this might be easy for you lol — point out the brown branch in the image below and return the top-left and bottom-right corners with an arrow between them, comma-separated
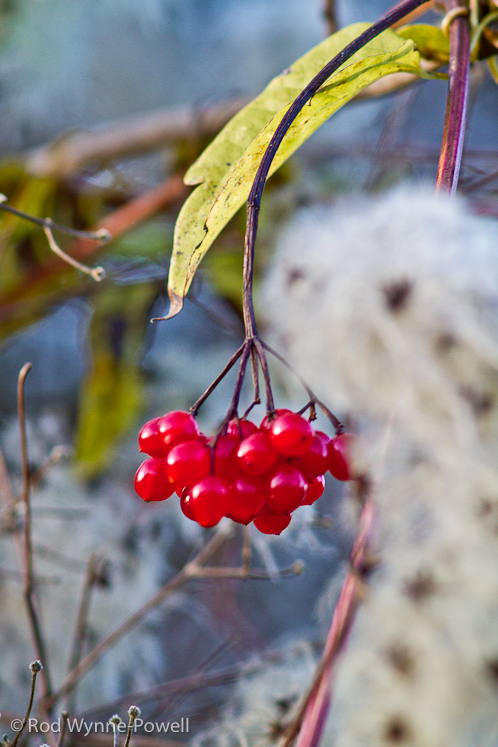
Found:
26,98 -> 251,179
18,364 -> 54,708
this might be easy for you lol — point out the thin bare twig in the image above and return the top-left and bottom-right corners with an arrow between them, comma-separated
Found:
56,712 -> 68,747
10,661 -> 43,747
44,526 -> 233,709
0,196 -> 111,242
66,553 -> 104,712
43,225 -> 105,282
18,363 -> 53,704
124,708 -> 141,747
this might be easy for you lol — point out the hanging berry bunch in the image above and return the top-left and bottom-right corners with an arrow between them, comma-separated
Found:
135,402 -> 353,534
134,21 -> 358,533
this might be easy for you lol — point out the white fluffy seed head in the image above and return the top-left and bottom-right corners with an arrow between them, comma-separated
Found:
260,186 -> 498,747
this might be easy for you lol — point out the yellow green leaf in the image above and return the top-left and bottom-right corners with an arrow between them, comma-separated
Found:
396,24 -> 450,64
168,25 -> 443,317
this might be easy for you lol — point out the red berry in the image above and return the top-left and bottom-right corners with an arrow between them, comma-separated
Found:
260,408 -> 292,431
158,410 -> 200,449
254,509 -> 291,535
188,476 -> 229,528
328,433 -> 354,481
166,440 -> 210,492
134,458 -> 173,502
226,476 -> 266,525
226,418 -> 259,440
266,464 -> 307,514
237,432 -> 279,476
292,432 -> 329,477
210,435 -> 240,481
269,412 -> 313,456
180,487 -> 197,520
138,417 -> 168,458
302,474 -> 325,505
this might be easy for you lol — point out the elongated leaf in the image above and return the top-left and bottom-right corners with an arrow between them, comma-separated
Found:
168,24 -> 443,317
396,24 -> 449,63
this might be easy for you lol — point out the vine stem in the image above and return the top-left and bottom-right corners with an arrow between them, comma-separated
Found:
239,0 -> 429,405
435,0 -> 471,195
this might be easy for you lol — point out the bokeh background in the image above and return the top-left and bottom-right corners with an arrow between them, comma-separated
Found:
0,0 -> 496,742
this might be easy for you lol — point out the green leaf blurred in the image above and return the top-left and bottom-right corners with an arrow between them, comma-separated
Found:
74,283 -> 158,478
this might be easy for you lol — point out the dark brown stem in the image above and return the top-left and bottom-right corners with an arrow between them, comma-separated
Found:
260,340 -> 315,400
253,339 -> 275,413
435,1 -> 471,194
238,0 -> 428,418
18,364 -> 53,704
190,343 -> 245,416
243,0 -> 430,284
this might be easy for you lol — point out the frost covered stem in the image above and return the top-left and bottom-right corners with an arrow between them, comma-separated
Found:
435,0 -> 470,195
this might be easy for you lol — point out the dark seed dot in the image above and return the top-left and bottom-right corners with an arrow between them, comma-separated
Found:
384,717 -> 410,742
382,279 -> 413,312
436,332 -> 457,352
385,644 -> 415,677
287,268 -> 306,286
403,570 -> 436,602
485,659 -> 498,682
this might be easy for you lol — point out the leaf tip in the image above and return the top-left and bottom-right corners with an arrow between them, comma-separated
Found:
150,291 -> 184,322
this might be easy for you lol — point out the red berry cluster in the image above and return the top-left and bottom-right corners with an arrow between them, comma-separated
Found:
134,409 -> 353,535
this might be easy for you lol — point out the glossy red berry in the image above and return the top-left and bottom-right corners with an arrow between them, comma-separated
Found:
226,418 -> 259,440
237,432 -> 279,476
210,435 -> 240,481
134,458 -> 173,502
166,440 -> 210,492
269,412 -> 313,456
266,464 -> 307,514
254,509 -> 291,535
158,410 -> 200,448
260,408 -> 292,431
180,487 -> 197,520
187,476 -> 229,528
328,433 -> 354,481
292,431 -> 329,477
302,474 -> 325,505
226,476 -> 266,525
138,417 -> 167,458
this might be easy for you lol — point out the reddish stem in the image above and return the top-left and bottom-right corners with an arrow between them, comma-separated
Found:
435,1 -> 471,195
